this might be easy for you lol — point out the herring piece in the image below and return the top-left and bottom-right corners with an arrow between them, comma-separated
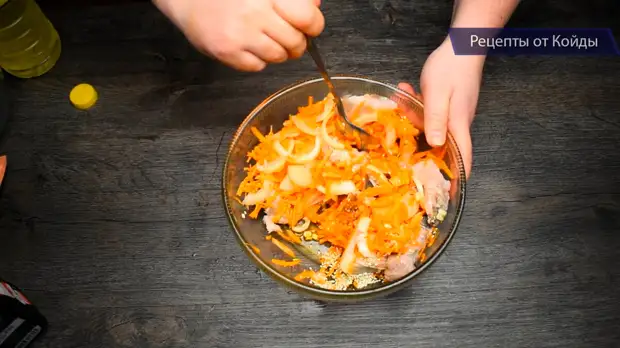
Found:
412,159 -> 451,225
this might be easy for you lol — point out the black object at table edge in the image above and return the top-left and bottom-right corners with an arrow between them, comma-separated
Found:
0,71 -> 10,151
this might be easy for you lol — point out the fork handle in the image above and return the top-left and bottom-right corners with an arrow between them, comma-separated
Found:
305,36 -> 339,96
305,36 -> 370,141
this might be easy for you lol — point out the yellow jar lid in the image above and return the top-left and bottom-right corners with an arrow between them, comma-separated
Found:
0,1 -> 7,7
70,83 -> 98,110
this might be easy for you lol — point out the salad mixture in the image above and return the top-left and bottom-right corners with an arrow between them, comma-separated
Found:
236,93 -> 453,290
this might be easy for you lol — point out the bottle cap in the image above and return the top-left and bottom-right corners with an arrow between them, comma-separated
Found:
70,83 -> 98,110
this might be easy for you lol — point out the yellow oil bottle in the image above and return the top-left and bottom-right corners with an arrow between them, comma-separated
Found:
0,0 -> 61,78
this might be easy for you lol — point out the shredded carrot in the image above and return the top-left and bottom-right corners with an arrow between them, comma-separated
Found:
285,229 -> 302,244
294,269 -> 316,281
433,144 -> 448,160
271,238 -> 296,258
250,127 -> 266,142
428,153 -> 454,179
272,258 -> 301,267
246,243 -> 260,254
426,227 -> 438,248
248,205 -> 262,219
274,228 -> 302,245
419,252 -> 427,263
274,229 -> 294,244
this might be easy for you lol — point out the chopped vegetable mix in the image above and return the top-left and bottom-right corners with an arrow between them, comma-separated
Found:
237,93 -> 452,290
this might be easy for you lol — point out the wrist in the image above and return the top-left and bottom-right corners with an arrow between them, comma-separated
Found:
442,35 -> 487,66
450,0 -> 520,28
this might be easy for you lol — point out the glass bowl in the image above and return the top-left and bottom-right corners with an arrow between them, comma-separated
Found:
222,76 -> 466,301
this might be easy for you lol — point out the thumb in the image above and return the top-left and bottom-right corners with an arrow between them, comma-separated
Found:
448,115 -> 473,179
420,78 -> 450,147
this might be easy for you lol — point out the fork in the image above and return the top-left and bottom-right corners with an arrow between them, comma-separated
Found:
305,36 -> 373,150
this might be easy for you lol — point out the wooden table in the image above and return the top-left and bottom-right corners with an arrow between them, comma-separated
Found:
1,1 -> 620,347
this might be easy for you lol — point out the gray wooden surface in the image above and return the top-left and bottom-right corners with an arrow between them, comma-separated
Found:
1,0 -> 620,347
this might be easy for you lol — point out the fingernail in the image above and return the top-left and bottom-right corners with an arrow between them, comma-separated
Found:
428,131 -> 445,146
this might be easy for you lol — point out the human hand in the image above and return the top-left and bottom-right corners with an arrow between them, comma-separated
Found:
398,37 -> 484,178
153,0 -> 324,71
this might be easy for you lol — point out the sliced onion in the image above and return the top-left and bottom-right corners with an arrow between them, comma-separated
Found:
291,116 -> 318,135
279,174 -> 295,191
399,152 -> 411,169
342,95 -> 365,110
340,217 -> 372,274
292,217 -> 311,232
287,165 -> 313,188
256,156 -> 286,173
340,233 -> 359,273
289,136 -> 321,164
401,192 -> 419,218
357,230 -> 373,258
279,128 -> 301,138
366,164 -> 390,184
366,164 -> 386,175
242,181 -> 273,205
320,109 -> 345,150
367,177 -> 378,187
273,139 -> 294,158
383,125 -> 396,152
353,112 -> 378,126
316,98 -> 335,122
328,149 -> 351,163
327,180 -> 357,196
357,216 -> 371,233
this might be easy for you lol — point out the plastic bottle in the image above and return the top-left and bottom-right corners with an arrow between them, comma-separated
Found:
0,0 -> 61,78
0,278 -> 48,347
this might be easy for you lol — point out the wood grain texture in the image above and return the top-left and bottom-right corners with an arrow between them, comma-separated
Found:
1,0 -> 620,347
